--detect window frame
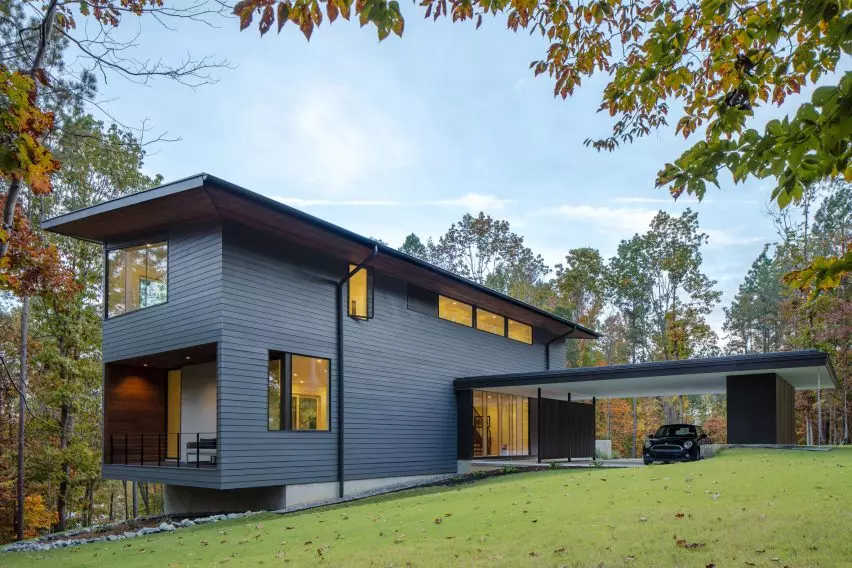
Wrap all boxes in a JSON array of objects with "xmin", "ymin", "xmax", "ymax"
[
  {"xmin": 268, "ymin": 351, "xmax": 332, "ymax": 433},
  {"xmin": 507, "ymin": 318, "xmax": 534, "ymax": 344},
  {"xmin": 475, "ymin": 307, "xmax": 506, "ymax": 337},
  {"xmin": 438, "ymin": 294, "xmax": 474, "ymax": 328},
  {"xmin": 103, "ymin": 239, "xmax": 170, "ymax": 320},
  {"xmin": 347, "ymin": 264, "xmax": 374, "ymax": 320}
]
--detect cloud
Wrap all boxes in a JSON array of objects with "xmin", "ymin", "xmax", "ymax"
[
  {"xmin": 272, "ymin": 192, "xmax": 513, "ymax": 211},
  {"xmin": 275, "ymin": 197, "xmax": 401, "ymax": 207},
  {"xmin": 429, "ymin": 193, "xmax": 515, "ymax": 210},
  {"xmin": 239, "ymin": 83, "xmax": 418, "ymax": 195},
  {"xmin": 546, "ymin": 204, "xmax": 658, "ymax": 233},
  {"xmin": 704, "ymin": 229, "xmax": 766, "ymax": 247},
  {"xmin": 613, "ymin": 196, "xmax": 703, "ymax": 204}
]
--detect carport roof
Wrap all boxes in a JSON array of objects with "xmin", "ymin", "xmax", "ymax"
[{"xmin": 455, "ymin": 350, "xmax": 837, "ymax": 401}]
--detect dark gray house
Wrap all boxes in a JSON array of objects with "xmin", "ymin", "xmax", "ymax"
[
  {"xmin": 43, "ymin": 174, "xmax": 836, "ymax": 513},
  {"xmin": 42, "ymin": 173, "xmax": 598, "ymax": 512}
]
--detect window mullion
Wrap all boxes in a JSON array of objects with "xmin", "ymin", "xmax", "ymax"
[{"xmin": 283, "ymin": 354, "xmax": 292, "ymax": 431}]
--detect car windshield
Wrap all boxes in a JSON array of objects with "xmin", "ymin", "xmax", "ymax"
[{"xmin": 655, "ymin": 425, "xmax": 696, "ymax": 437}]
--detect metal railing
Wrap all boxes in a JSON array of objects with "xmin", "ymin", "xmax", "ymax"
[{"xmin": 105, "ymin": 432, "xmax": 217, "ymax": 469}]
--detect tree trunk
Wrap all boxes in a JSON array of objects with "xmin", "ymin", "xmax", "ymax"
[
  {"xmin": 108, "ymin": 486, "xmax": 115, "ymax": 522},
  {"xmin": 123, "ymin": 481, "xmax": 128, "ymax": 521},
  {"xmin": 140, "ymin": 483, "xmax": 150, "ymax": 516},
  {"xmin": 15, "ymin": 297, "xmax": 29, "ymax": 541},
  {"xmin": 56, "ymin": 402, "xmax": 72, "ymax": 531},
  {"xmin": 631, "ymin": 398, "xmax": 638, "ymax": 458},
  {"xmin": 132, "ymin": 481, "xmax": 138, "ymax": 518}
]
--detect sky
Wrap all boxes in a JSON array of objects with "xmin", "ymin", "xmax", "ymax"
[{"xmin": 66, "ymin": 4, "xmax": 841, "ymax": 339}]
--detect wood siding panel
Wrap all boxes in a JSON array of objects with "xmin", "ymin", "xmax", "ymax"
[{"xmin": 104, "ymin": 365, "xmax": 166, "ymax": 464}]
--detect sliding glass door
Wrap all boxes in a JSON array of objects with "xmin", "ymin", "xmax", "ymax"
[{"xmin": 472, "ymin": 390, "xmax": 529, "ymax": 457}]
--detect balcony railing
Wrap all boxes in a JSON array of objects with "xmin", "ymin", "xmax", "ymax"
[{"xmin": 105, "ymin": 432, "xmax": 217, "ymax": 469}]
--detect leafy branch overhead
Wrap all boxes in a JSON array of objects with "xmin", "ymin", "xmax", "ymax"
[{"xmin": 236, "ymin": 0, "xmax": 851, "ymax": 290}]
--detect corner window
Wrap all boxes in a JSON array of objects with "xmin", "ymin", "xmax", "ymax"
[
  {"xmin": 508, "ymin": 319, "xmax": 533, "ymax": 344},
  {"xmin": 438, "ymin": 295, "xmax": 472, "ymax": 327},
  {"xmin": 348, "ymin": 264, "xmax": 372, "ymax": 319},
  {"xmin": 476, "ymin": 308, "xmax": 505, "ymax": 336},
  {"xmin": 268, "ymin": 353, "xmax": 330, "ymax": 431},
  {"xmin": 106, "ymin": 241, "xmax": 167, "ymax": 317}
]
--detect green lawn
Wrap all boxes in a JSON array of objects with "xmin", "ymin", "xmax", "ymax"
[{"xmin": 6, "ymin": 448, "xmax": 852, "ymax": 567}]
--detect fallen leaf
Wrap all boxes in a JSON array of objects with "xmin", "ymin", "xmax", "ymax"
[
  {"xmin": 304, "ymin": 540, "xmax": 313, "ymax": 545},
  {"xmin": 675, "ymin": 513, "xmax": 685, "ymax": 519},
  {"xmin": 554, "ymin": 547, "xmax": 566, "ymax": 554},
  {"xmin": 434, "ymin": 517, "xmax": 443, "ymax": 525},
  {"xmin": 639, "ymin": 516, "xmax": 648, "ymax": 522},
  {"xmin": 528, "ymin": 551, "xmax": 540, "ymax": 557}
]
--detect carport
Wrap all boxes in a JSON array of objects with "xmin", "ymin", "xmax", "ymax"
[{"xmin": 455, "ymin": 350, "xmax": 836, "ymax": 462}]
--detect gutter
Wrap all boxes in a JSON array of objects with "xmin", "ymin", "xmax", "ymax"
[{"xmin": 335, "ymin": 245, "xmax": 378, "ymax": 498}]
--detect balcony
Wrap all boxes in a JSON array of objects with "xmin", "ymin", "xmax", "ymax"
[
  {"xmin": 104, "ymin": 343, "xmax": 218, "ymax": 470},
  {"xmin": 105, "ymin": 432, "xmax": 217, "ymax": 469}
]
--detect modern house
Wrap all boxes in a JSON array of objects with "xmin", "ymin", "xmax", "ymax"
[{"xmin": 43, "ymin": 174, "xmax": 836, "ymax": 514}]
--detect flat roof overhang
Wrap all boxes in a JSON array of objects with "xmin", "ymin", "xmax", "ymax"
[
  {"xmin": 41, "ymin": 173, "xmax": 596, "ymax": 340},
  {"xmin": 455, "ymin": 350, "xmax": 837, "ymax": 401}
]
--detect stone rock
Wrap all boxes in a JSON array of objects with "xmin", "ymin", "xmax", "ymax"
[{"xmin": 158, "ymin": 522, "xmax": 176, "ymax": 531}]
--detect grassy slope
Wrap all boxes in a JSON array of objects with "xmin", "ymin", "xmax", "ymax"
[{"xmin": 6, "ymin": 449, "xmax": 852, "ymax": 567}]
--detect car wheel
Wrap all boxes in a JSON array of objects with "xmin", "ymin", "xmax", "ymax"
[
  {"xmin": 643, "ymin": 456, "xmax": 652, "ymax": 465},
  {"xmin": 691, "ymin": 448, "xmax": 700, "ymax": 462}
]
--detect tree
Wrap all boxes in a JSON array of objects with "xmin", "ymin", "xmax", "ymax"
[
  {"xmin": 28, "ymin": 114, "xmax": 160, "ymax": 531},
  {"xmin": 552, "ymin": 248, "xmax": 607, "ymax": 366},
  {"xmin": 236, "ymin": 0, "xmax": 852, "ymax": 288},
  {"xmin": 427, "ymin": 212, "xmax": 548, "ymax": 292},
  {"xmin": 0, "ymin": 0, "xmax": 224, "ymax": 259},
  {"xmin": 398, "ymin": 233, "xmax": 428, "ymax": 260},
  {"xmin": 723, "ymin": 249, "xmax": 785, "ymax": 354}
]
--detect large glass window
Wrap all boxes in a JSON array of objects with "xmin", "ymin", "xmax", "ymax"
[
  {"xmin": 348, "ymin": 264, "xmax": 371, "ymax": 319},
  {"xmin": 472, "ymin": 390, "xmax": 529, "ymax": 457},
  {"xmin": 291, "ymin": 356, "xmax": 329, "ymax": 431},
  {"xmin": 106, "ymin": 241, "xmax": 167, "ymax": 317},
  {"xmin": 438, "ymin": 295, "xmax": 472, "ymax": 327},
  {"xmin": 476, "ymin": 308, "xmax": 505, "ymax": 336},
  {"xmin": 508, "ymin": 319, "xmax": 533, "ymax": 344},
  {"xmin": 268, "ymin": 353, "xmax": 330, "ymax": 431}
]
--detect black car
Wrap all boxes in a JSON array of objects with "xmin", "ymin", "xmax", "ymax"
[{"xmin": 643, "ymin": 424, "xmax": 710, "ymax": 465}]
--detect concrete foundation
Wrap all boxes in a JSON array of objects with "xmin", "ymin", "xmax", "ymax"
[
  {"xmin": 164, "ymin": 474, "xmax": 448, "ymax": 514},
  {"xmin": 164, "ymin": 485, "xmax": 286, "ymax": 515}
]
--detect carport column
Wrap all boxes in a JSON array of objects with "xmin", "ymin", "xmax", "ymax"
[
  {"xmin": 566, "ymin": 392, "xmax": 571, "ymax": 463},
  {"xmin": 591, "ymin": 397, "xmax": 596, "ymax": 459},
  {"xmin": 537, "ymin": 388, "xmax": 542, "ymax": 464}
]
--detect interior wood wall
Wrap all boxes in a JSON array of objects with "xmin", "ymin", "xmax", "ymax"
[{"xmin": 104, "ymin": 364, "xmax": 167, "ymax": 464}]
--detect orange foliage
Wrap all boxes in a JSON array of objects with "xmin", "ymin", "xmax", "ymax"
[
  {"xmin": 703, "ymin": 415, "xmax": 727, "ymax": 444},
  {"xmin": 0, "ymin": 66, "xmax": 60, "ymax": 195},
  {"xmin": 0, "ymin": 196, "xmax": 77, "ymax": 298},
  {"xmin": 22, "ymin": 495, "xmax": 55, "ymax": 538}
]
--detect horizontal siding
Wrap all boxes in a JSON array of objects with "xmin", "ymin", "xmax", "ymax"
[
  {"xmin": 218, "ymin": 225, "xmax": 550, "ymax": 487},
  {"xmin": 103, "ymin": 223, "xmax": 223, "ymax": 362},
  {"xmin": 102, "ymin": 465, "xmax": 220, "ymax": 489}
]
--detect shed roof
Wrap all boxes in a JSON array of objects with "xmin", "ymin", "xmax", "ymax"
[
  {"xmin": 455, "ymin": 350, "xmax": 836, "ymax": 400},
  {"xmin": 42, "ymin": 173, "xmax": 598, "ymax": 339}
]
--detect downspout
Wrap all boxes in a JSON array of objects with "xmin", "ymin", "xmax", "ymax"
[
  {"xmin": 545, "ymin": 325, "xmax": 575, "ymax": 370},
  {"xmin": 336, "ymin": 245, "xmax": 378, "ymax": 498}
]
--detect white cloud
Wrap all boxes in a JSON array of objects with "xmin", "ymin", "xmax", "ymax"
[
  {"xmin": 429, "ymin": 193, "xmax": 515, "ymax": 210},
  {"xmin": 613, "ymin": 196, "xmax": 703, "ymax": 204},
  {"xmin": 275, "ymin": 197, "xmax": 401, "ymax": 207},
  {"xmin": 547, "ymin": 204, "xmax": 658, "ymax": 233},
  {"xmin": 271, "ymin": 192, "xmax": 513, "ymax": 211},
  {"xmin": 704, "ymin": 229, "xmax": 766, "ymax": 247}
]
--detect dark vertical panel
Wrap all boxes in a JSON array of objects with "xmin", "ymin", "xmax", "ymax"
[
  {"xmin": 776, "ymin": 377, "xmax": 795, "ymax": 444},
  {"xmin": 457, "ymin": 390, "xmax": 473, "ymax": 460},
  {"xmin": 727, "ymin": 373, "xmax": 779, "ymax": 444},
  {"xmin": 569, "ymin": 402, "xmax": 595, "ymax": 458}
]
